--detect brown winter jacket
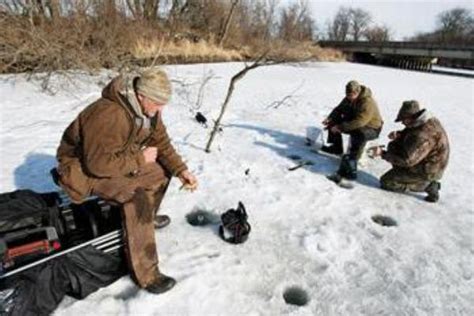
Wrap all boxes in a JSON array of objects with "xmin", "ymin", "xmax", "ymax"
[
  {"xmin": 56, "ymin": 75, "xmax": 187, "ymax": 203},
  {"xmin": 382, "ymin": 110, "xmax": 450, "ymax": 179},
  {"xmin": 329, "ymin": 85, "xmax": 383, "ymax": 132}
]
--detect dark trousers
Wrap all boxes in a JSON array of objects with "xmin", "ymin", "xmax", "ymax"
[
  {"xmin": 327, "ymin": 127, "xmax": 381, "ymax": 160},
  {"xmin": 91, "ymin": 163, "xmax": 170, "ymax": 288}
]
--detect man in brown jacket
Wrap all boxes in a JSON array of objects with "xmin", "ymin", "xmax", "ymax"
[
  {"xmin": 56, "ymin": 68, "xmax": 198, "ymax": 294},
  {"xmin": 322, "ymin": 80, "xmax": 383, "ymax": 180},
  {"xmin": 372, "ymin": 100, "xmax": 449, "ymax": 202}
]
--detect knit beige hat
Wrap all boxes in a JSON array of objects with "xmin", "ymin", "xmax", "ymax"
[{"xmin": 136, "ymin": 68, "xmax": 172, "ymax": 104}]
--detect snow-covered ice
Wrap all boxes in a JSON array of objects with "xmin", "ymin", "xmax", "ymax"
[{"xmin": 1, "ymin": 62, "xmax": 473, "ymax": 315}]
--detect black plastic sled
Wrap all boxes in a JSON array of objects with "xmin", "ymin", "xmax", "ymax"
[{"xmin": 0, "ymin": 189, "xmax": 127, "ymax": 316}]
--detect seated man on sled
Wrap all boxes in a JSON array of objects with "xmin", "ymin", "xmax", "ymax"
[{"xmin": 56, "ymin": 68, "xmax": 198, "ymax": 294}]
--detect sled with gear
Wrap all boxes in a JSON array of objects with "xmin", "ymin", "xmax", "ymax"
[
  {"xmin": 0, "ymin": 167, "xmax": 252, "ymax": 315},
  {"xmin": 0, "ymin": 186, "xmax": 126, "ymax": 316}
]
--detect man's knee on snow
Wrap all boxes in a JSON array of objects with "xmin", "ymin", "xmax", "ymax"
[
  {"xmin": 380, "ymin": 174, "xmax": 406, "ymax": 192},
  {"xmin": 407, "ymin": 181, "xmax": 431, "ymax": 192}
]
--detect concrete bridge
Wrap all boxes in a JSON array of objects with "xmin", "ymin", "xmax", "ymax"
[
  {"xmin": 318, "ymin": 41, "xmax": 474, "ymax": 60},
  {"xmin": 318, "ymin": 41, "xmax": 474, "ymax": 73}
]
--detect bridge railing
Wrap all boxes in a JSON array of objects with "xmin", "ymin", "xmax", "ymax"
[{"xmin": 318, "ymin": 41, "xmax": 474, "ymax": 51}]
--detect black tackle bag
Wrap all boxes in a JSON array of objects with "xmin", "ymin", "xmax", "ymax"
[
  {"xmin": 218, "ymin": 202, "xmax": 251, "ymax": 244},
  {"xmin": 0, "ymin": 190, "xmax": 62, "ymax": 235}
]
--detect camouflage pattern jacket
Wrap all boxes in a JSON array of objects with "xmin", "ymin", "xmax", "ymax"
[
  {"xmin": 382, "ymin": 110, "xmax": 450, "ymax": 179},
  {"xmin": 328, "ymin": 85, "xmax": 383, "ymax": 132},
  {"xmin": 56, "ymin": 75, "xmax": 187, "ymax": 203}
]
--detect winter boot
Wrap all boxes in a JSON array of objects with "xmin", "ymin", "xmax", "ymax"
[
  {"xmin": 320, "ymin": 145, "xmax": 343, "ymax": 156},
  {"xmin": 338, "ymin": 154, "xmax": 358, "ymax": 180},
  {"xmin": 326, "ymin": 173, "xmax": 343, "ymax": 184},
  {"xmin": 154, "ymin": 215, "xmax": 171, "ymax": 229},
  {"xmin": 145, "ymin": 273, "xmax": 176, "ymax": 294},
  {"xmin": 424, "ymin": 181, "xmax": 440, "ymax": 203}
]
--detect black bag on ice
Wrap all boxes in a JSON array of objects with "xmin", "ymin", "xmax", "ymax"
[{"xmin": 218, "ymin": 202, "xmax": 251, "ymax": 244}]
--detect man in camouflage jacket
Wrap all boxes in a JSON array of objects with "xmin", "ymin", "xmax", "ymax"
[
  {"xmin": 373, "ymin": 100, "xmax": 449, "ymax": 202},
  {"xmin": 56, "ymin": 68, "xmax": 198, "ymax": 294}
]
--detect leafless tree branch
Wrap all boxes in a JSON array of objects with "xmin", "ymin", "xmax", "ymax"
[{"xmin": 205, "ymin": 52, "xmax": 283, "ymax": 153}]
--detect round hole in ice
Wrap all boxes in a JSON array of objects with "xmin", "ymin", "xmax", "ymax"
[
  {"xmin": 288, "ymin": 154, "xmax": 302, "ymax": 160},
  {"xmin": 283, "ymin": 286, "xmax": 309, "ymax": 306},
  {"xmin": 186, "ymin": 210, "xmax": 218, "ymax": 226},
  {"xmin": 371, "ymin": 215, "xmax": 397, "ymax": 227}
]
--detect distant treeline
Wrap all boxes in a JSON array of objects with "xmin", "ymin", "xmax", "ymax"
[
  {"xmin": 0, "ymin": 0, "xmax": 344, "ymax": 74},
  {"xmin": 2, "ymin": 1, "xmax": 470, "ymax": 74},
  {"xmin": 410, "ymin": 8, "xmax": 474, "ymax": 45},
  {"xmin": 325, "ymin": 6, "xmax": 473, "ymax": 44},
  {"xmin": 324, "ymin": 6, "xmax": 474, "ymax": 69}
]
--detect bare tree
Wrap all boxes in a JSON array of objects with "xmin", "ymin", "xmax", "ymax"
[
  {"xmin": 327, "ymin": 7, "xmax": 351, "ymax": 41},
  {"xmin": 205, "ymin": 53, "xmax": 280, "ymax": 153},
  {"xmin": 218, "ymin": 0, "xmax": 239, "ymax": 46},
  {"xmin": 4, "ymin": 0, "xmax": 53, "ymax": 25},
  {"xmin": 278, "ymin": 0, "xmax": 315, "ymax": 42},
  {"xmin": 171, "ymin": 0, "xmax": 229, "ymax": 39},
  {"xmin": 410, "ymin": 7, "xmax": 473, "ymax": 44},
  {"xmin": 437, "ymin": 7, "xmax": 474, "ymax": 43},
  {"xmin": 262, "ymin": 0, "xmax": 279, "ymax": 41},
  {"xmin": 143, "ymin": 0, "xmax": 160, "ymax": 21},
  {"xmin": 126, "ymin": 0, "xmax": 160, "ymax": 21},
  {"xmin": 364, "ymin": 24, "xmax": 391, "ymax": 42},
  {"xmin": 166, "ymin": 0, "xmax": 188, "ymax": 31},
  {"xmin": 350, "ymin": 8, "xmax": 371, "ymax": 41},
  {"xmin": 46, "ymin": 0, "xmax": 61, "ymax": 21}
]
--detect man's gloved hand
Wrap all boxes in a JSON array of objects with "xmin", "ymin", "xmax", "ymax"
[
  {"xmin": 367, "ymin": 145, "xmax": 386, "ymax": 159},
  {"xmin": 388, "ymin": 131, "xmax": 401, "ymax": 140},
  {"xmin": 178, "ymin": 170, "xmax": 198, "ymax": 192}
]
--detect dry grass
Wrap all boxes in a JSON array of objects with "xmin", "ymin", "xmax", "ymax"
[
  {"xmin": 265, "ymin": 41, "xmax": 345, "ymax": 62},
  {"xmin": 132, "ymin": 38, "xmax": 244, "ymax": 63}
]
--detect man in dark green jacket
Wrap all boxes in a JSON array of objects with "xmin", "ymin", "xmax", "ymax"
[{"xmin": 322, "ymin": 80, "xmax": 383, "ymax": 179}]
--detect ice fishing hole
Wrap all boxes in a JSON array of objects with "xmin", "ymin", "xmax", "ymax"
[
  {"xmin": 186, "ymin": 210, "xmax": 219, "ymax": 226},
  {"xmin": 283, "ymin": 286, "xmax": 309, "ymax": 306},
  {"xmin": 371, "ymin": 215, "xmax": 397, "ymax": 227},
  {"xmin": 287, "ymin": 154, "xmax": 302, "ymax": 160}
]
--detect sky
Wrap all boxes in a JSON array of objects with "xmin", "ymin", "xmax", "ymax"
[{"xmin": 286, "ymin": 0, "xmax": 473, "ymax": 40}]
